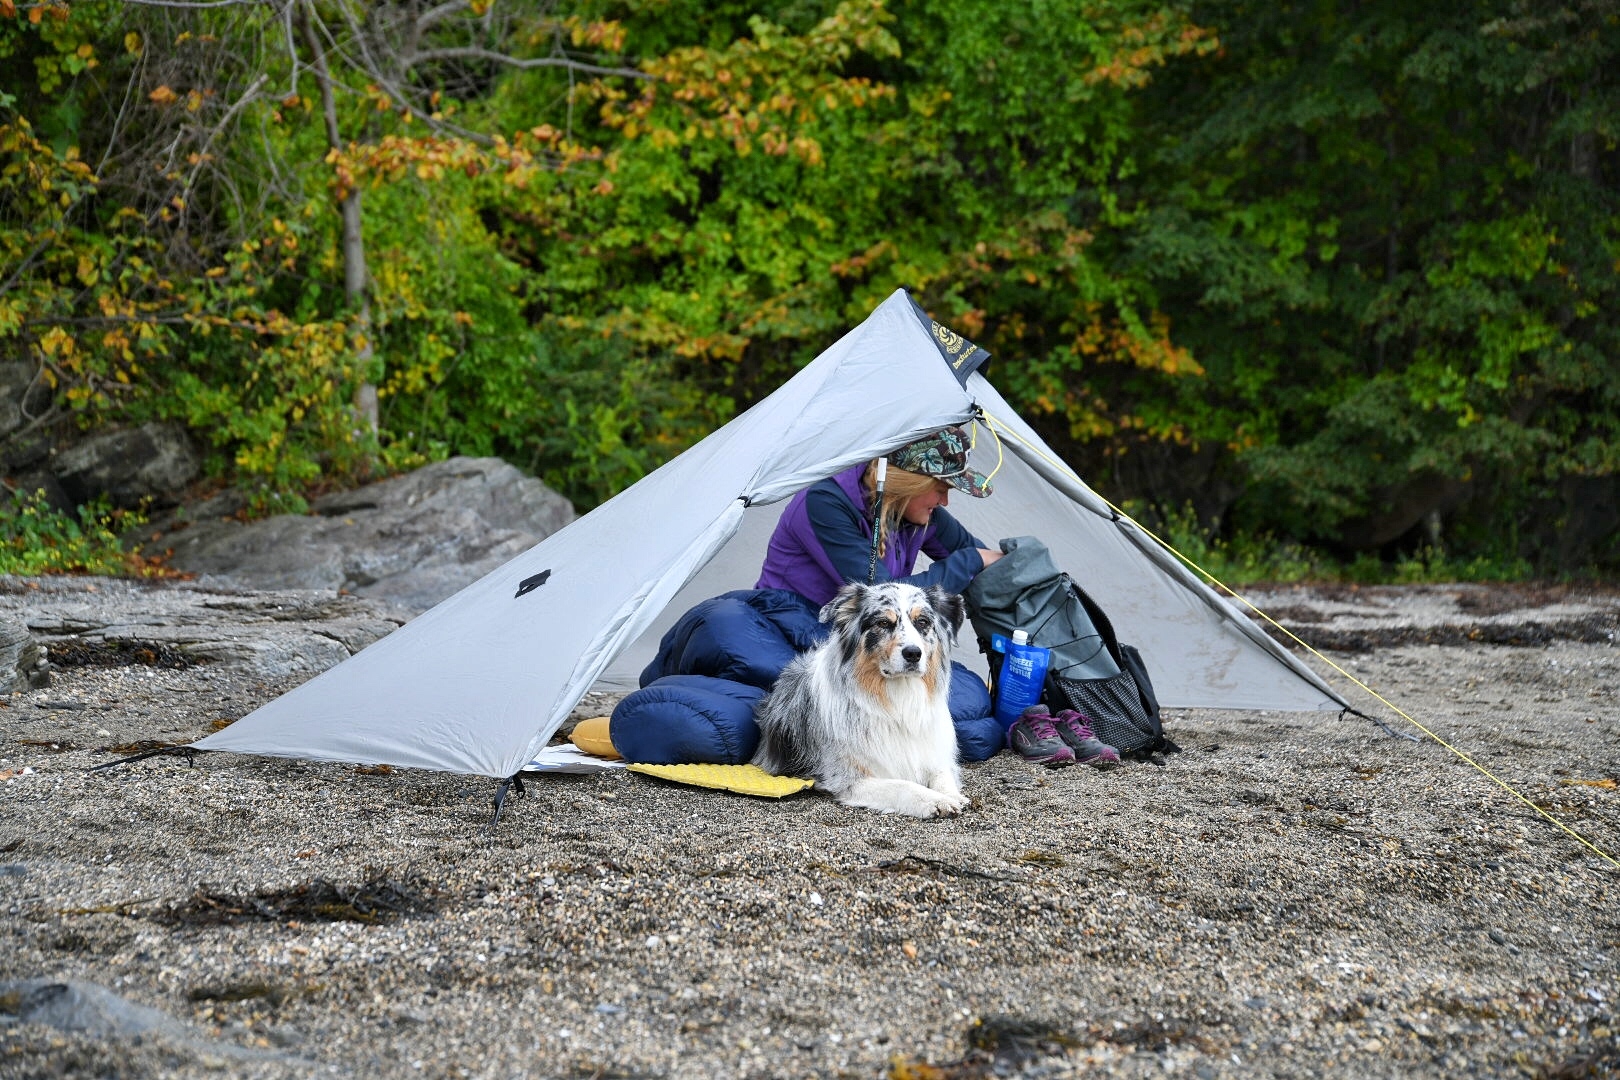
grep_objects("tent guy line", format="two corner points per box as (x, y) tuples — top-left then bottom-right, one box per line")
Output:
(1239, 611), (1620, 873)
(1048, 450), (1620, 874)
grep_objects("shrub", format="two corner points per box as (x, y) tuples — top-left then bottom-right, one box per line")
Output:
(0, 487), (148, 576)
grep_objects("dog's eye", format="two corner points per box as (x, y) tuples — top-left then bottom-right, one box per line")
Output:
(864, 613), (897, 633)
(911, 613), (933, 633)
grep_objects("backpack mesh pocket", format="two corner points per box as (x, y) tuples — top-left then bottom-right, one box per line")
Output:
(1051, 670), (1158, 755)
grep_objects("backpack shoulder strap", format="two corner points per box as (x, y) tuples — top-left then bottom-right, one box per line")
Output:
(1064, 576), (1126, 665)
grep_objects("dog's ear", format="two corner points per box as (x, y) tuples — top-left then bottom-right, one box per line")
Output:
(820, 583), (867, 630)
(925, 586), (966, 637)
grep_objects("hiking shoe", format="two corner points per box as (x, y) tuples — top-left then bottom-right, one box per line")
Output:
(1051, 709), (1121, 768)
(1008, 706), (1076, 767)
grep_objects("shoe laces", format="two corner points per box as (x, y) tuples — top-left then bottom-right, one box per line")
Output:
(1019, 708), (1061, 741)
(1053, 709), (1096, 740)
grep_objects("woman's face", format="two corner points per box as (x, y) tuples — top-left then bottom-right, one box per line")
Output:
(902, 481), (951, 526)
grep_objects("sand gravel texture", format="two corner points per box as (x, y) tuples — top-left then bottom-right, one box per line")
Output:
(1, 577), (1617, 1079)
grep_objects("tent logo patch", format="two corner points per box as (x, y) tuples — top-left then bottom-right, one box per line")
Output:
(906, 294), (989, 385)
(514, 569), (551, 598)
(933, 324), (973, 368)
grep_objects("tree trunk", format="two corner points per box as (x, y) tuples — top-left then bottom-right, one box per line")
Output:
(298, 0), (379, 437)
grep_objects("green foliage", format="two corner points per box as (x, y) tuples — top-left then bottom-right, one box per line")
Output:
(1126, 0), (1620, 571)
(0, 111), (174, 418)
(1341, 550), (1536, 587)
(0, 0), (1241, 522)
(1137, 501), (1542, 587)
(2, 0), (1616, 579)
(485, 0), (1217, 468)
(0, 488), (143, 576)
(1126, 501), (1334, 587)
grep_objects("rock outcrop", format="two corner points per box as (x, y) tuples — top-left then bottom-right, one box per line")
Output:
(0, 617), (48, 693)
(128, 457), (576, 613)
(0, 577), (409, 682)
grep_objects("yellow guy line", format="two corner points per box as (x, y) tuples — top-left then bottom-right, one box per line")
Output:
(978, 409), (1620, 872)
(969, 413), (1007, 489)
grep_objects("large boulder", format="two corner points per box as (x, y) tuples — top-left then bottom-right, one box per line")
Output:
(51, 421), (201, 510)
(128, 457), (576, 613)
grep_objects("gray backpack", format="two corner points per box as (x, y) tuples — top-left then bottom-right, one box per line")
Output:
(964, 536), (1177, 760)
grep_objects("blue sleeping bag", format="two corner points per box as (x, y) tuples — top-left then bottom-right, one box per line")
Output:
(611, 675), (766, 765)
(946, 667), (1001, 762)
(614, 589), (1002, 765)
(639, 589), (826, 689)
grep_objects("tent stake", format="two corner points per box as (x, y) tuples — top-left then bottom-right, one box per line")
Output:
(88, 746), (198, 772)
(487, 774), (527, 835)
(1342, 707), (1421, 742)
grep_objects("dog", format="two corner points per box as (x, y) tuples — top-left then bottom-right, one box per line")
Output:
(752, 581), (970, 818)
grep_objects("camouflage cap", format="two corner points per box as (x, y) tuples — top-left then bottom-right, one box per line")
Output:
(886, 425), (992, 498)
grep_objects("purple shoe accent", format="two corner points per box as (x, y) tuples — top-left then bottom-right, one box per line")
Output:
(1051, 709), (1121, 768)
(1008, 707), (1075, 767)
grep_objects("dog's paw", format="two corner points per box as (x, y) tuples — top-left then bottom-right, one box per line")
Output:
(926, 783), (969, 814)
(927, 789), (969, 818)
(839, 779), (968, 818)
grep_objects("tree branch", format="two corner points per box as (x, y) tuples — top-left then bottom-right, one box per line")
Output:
(2, 405), (69, 451)
(415, 0), (470, 36)
(333, 0), (393, 101)
(407, 46), (651, 80)
(180, 72), (270, 204)
(280, 0), (302, 99)
(118, 0), (270, 8)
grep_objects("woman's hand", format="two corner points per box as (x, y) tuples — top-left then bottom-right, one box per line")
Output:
(978, 547), (1004, 569)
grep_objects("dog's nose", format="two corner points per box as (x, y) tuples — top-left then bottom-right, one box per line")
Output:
(902, 645), (922, 664)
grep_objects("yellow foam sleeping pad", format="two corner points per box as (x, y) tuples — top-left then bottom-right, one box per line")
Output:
(625, 762), (814, 798)
(570, 715), (813, 796)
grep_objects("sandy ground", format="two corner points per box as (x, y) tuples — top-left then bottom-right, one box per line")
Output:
(1, 579), (1617, 1079)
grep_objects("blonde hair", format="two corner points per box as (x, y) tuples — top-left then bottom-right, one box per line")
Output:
(861, 462), (946, 557)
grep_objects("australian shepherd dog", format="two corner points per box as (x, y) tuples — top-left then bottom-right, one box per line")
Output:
(752, 581), (969, 818)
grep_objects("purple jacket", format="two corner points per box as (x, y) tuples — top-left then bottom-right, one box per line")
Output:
(755, 464), (988, 608)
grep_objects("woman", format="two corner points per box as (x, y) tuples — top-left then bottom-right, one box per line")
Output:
(756, 426), (1003, 607)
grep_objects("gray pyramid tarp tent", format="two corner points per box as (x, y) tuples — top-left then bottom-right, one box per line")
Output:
(192, 289), (1348, 779)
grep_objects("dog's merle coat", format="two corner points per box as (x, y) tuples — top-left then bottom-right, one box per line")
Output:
(752, 582), (970, 818)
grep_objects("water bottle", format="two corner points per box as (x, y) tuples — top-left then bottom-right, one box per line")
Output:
(992, 629), (1051, 730)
